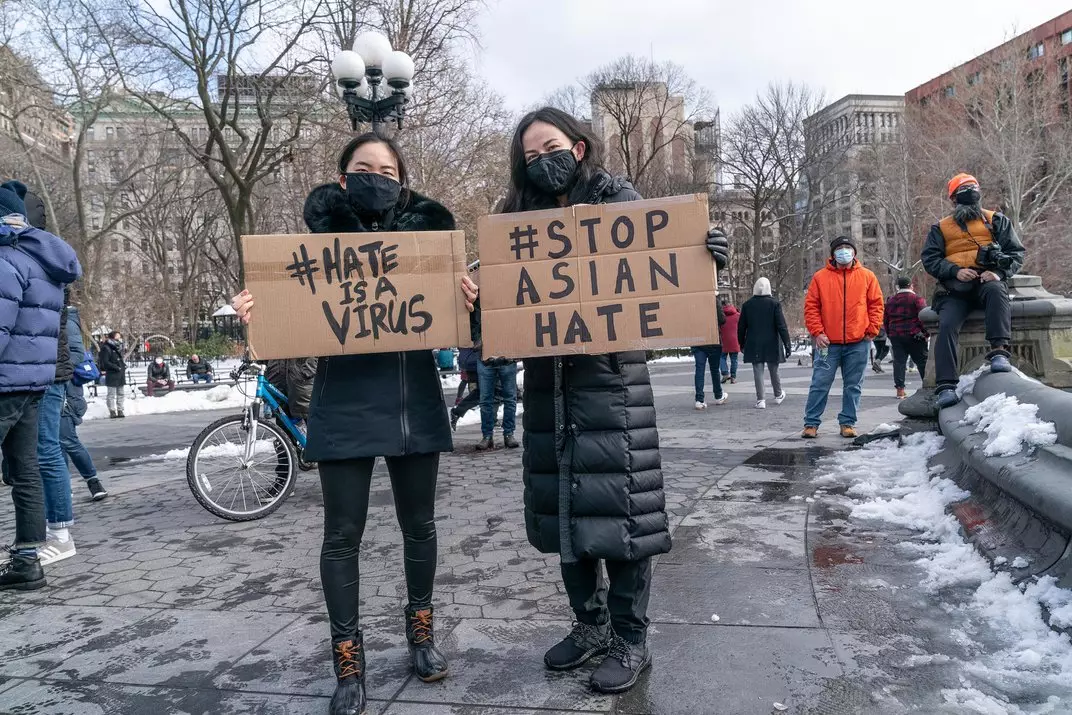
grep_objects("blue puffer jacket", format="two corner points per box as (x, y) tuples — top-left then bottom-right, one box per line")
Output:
(0, 220), (82, 393)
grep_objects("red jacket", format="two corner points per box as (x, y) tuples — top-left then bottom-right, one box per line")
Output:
(804, 260), (884, 344)
(720, 305), (741, 353)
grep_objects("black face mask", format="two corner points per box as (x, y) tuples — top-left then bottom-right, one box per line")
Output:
(344, 172), (401, 214)
(526, 148), (579, 196)
(954, 188), (981, 206)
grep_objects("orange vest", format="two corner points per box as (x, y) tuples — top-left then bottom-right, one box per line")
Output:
(938, 210), (996, 269)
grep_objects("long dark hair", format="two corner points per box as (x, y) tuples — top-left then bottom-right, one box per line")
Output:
(502, 106), (606, 213)
(337, 132), (411, 209)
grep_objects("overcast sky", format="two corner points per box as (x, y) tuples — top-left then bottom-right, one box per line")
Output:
(472, 1), (1072, 117)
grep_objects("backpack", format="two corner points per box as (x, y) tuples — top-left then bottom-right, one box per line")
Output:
(72, 356), (101, 386)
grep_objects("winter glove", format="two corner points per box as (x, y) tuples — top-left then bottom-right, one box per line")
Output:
(705, 228), (729, 270)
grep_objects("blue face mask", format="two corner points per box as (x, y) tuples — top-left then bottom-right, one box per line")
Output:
(834, 248), (855, 265)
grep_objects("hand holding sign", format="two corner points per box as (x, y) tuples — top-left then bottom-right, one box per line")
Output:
(232, 289), (254, 325)
(461, 275), (479, 312)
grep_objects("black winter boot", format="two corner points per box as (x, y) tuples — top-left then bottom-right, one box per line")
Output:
(405, 606), (449, 682)
(0, 551), (46, 591)
(589, 635), (652, 694)
(544, 621), (612, 670)
(329, 635), (367, 715)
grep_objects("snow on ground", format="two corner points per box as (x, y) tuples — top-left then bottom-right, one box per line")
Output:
(650, 354), (693, 364)
(84, 383), (250, 421)
(820, 433), (1072, 713)
(961, 393), (1058, 457)
(955, 365), (990, 398)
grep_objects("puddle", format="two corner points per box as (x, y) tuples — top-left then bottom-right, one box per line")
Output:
(812, 544), (865, 568)
(745, 447), (832, 467)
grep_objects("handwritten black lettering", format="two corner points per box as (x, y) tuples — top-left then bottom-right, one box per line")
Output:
(509, 224), (539, 260)
(357, 241), (384, 276)
(549, 261), (575, 300)
(645, 210), (669, 248)
(343, 247), (364, 281)
(353, 281), (368, 303)
(588, 260), (599, 296)
(639, 301), (662, 338)
(374, 276), (397, 301)
(563, 311), (591, 345)
(535, 311), (558, 348)
(649, 253), (679, 290)
(286, 244), (320, 295)
(381, 244), (399, 274)
(369, 302), (389, 340)
(614, 258), (635, 294)
(611, 215), (634, 249)
(354, 304), (372, 339)
(596, 304), (623, 341)
(409, 295), (431, 334)
(322, 238), (342, 285)
(388, 299), (408, 334)
(323, 301), (350, 345)
(547, 219), (572, 259)
(516, 267), (541, 306)
(579, 217), (602, 253)
(339, 281), (356, 305)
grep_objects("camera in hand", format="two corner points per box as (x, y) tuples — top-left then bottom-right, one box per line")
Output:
(977, 243), (1013, 271)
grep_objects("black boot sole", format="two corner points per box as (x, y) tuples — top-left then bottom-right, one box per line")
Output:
(416, 668), (449, 683)
(0, 577), (46, 591)
(544, 645), (609, 671)
(590, 653), (653, 694)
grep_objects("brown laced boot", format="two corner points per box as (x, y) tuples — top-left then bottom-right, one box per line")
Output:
(406, 606), (449, 682)
(330, 635), (366, 715)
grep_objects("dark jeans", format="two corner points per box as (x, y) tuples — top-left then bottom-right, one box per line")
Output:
(477, 361), (517, 439)
(190, 373), (213, 384)
(560, 557), (653, 644)
(719, 352), (739, 379)
(319, 453), (439, 643)
(890, 336), (930, 389)
(872, 339), (890, 363)
(933, 280), (1012, 389)
(60, 414), (97, 479)
(39, 383), (73, 527)
(0, 392), (45, 549)
(692, 346), (724, 402)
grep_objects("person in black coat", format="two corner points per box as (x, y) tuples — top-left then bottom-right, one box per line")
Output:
(460, 107), (730, 695)
(97, 331), (126, 418)
(233, 133), (452, 715)
(738, 277), (792, 409)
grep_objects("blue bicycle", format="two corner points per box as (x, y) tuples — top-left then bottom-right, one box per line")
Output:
(186, 359), (313, 521)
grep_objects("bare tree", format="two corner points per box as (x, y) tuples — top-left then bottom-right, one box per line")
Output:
(543, 85), (591, 120)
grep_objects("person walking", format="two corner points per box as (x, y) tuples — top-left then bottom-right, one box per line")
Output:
(719, 301), (741, 384)
(186, 354), (214, 384)
(870, 327), (890, 373)
(0, 179), (81, 591)
(97, 332), (126, 418)
(234, 132), (453, 715)
(61, 305), (105, 500)
(475, 355), (518, 450)
(146, 356), (175, 396)
(460, 107), (729, 694)
(738, 278), (792, 409)
(801, 236), (884, 439)
(884, 276), (929, 399)
(692, 300), (728, 410)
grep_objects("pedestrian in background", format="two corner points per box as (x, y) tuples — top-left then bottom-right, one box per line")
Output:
(801, 236), (884, 439)
(738, 278), (792, 409)
(692, 299), (727, 410)
(870, 327), (890, 373)
(146, 356), (175, 396)
(186, 354), (214, 384)
(97, 331), (126, 418)
(719, 300), (741, 384)
(62, 304), (105, 500)
(884, 276), (929, 399)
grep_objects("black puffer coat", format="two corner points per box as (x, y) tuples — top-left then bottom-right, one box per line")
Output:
(98, 338), (126, 387)
(519, 171), (671, 563)
(300, 183), (454, 462)
(738, 295), (792, 365)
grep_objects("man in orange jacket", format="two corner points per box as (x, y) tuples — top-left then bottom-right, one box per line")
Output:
(802, 236), (884, 439)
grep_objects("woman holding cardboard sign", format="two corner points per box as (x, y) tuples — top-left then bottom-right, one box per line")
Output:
(460, 107), (730, 695)
(234, 133), (453, 715)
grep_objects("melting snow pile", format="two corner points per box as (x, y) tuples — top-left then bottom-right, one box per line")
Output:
(960, 393), (1058, 457)
(819, 433), (1072, 713)
(84, 384), (248, 421)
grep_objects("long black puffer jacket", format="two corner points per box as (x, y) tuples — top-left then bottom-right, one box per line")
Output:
(519, 170), (672, 563)
(300, 183), (455, 463)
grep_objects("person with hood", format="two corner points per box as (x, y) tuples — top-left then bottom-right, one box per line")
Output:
(0, 179), (81, 591)
(921, 174), (1024, 409)
(233, 133), (453, 715)
(719, 300), (741, 384)
(97, 331), (126, 418)
(738, 278), (792, 409)
(60, 304), (105, 500)
(691, 299), (728, 409)
(459, 107), (730, 695)
(802, 236), (884, 439)
(146, 356), (175, 396)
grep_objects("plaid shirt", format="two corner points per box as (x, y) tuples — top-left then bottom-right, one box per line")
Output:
(884, 290), (928, 339)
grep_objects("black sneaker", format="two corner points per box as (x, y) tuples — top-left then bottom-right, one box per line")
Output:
(589, 636), (652, 694)
(0, 550), (46, 591)
(117, 410), (126, 418)
(449, 408), (459, 432)
(502, 433), (519, 449)
(544, 621), (611, 671)
(86, 478), (108, 501)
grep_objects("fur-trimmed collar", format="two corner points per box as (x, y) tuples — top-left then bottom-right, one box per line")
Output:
(302, 183), (455, 234)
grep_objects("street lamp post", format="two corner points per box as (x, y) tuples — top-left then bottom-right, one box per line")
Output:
(332, 31), (415, 133)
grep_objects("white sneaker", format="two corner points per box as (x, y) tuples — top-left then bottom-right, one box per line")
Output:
(713, 395), (729, 405)
(694, 401), (707, 410)
(755, 400), (766, 409)
(38, 536), (76, 566)
(774, 392), (787, 405)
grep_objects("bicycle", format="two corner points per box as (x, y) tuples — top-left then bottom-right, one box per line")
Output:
(186, 359), (314, 521)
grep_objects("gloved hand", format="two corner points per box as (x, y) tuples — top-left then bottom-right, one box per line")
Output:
(706, 228), (729, 270)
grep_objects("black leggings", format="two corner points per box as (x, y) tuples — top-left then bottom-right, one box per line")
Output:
(319, 453), (439, 643)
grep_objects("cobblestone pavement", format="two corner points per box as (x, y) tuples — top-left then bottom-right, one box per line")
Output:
(0, 362), (967, 715)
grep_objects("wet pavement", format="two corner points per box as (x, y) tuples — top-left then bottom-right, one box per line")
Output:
(0, 361), (1025, 714)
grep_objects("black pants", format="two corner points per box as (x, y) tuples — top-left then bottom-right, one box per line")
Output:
(560, 557), (652, 644)
(319, 453), (439, 643)
(0, 392), (44, 549)
(933, 281), (1012, 389)
(872, 339), (889, 363)
(889, 336), (929, 389)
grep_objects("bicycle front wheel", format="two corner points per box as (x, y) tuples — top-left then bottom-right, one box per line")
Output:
(186, 414), (298, 521)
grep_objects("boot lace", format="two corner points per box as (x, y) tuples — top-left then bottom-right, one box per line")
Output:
(334, 640), (362, 678)
(607, 635), (632, 665)
(410, 609), (434, 645)
(567, 621), (603, 646)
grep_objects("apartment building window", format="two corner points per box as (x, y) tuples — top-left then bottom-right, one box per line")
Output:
(862, 223), (878, 239)
(886, 223), (896, 238)
(111, 239), (119, 252)
(123, 238), (131, 250)
(840, 208), (850, 223)
(1028, 42), (1045, 60)
(92, 217), (101, 230)
(141, 238), (149, 251)
(944, 85), (956, 98)
(86, 126), (95, 140)
(1061, 57), (1070, 88)
(106, 126), (114, 138)
(1062, 29), (1072, 45)
(967, 71), (982, 87)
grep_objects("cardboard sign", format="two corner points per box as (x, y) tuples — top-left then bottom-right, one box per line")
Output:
(241, 231), (470, 359)
(477, 194), (718, 359)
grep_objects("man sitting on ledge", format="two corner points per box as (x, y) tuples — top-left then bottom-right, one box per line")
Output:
(922, 173), (1025, 409)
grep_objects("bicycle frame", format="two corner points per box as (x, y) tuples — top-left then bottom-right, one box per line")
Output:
(252, 373), (307, 450)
